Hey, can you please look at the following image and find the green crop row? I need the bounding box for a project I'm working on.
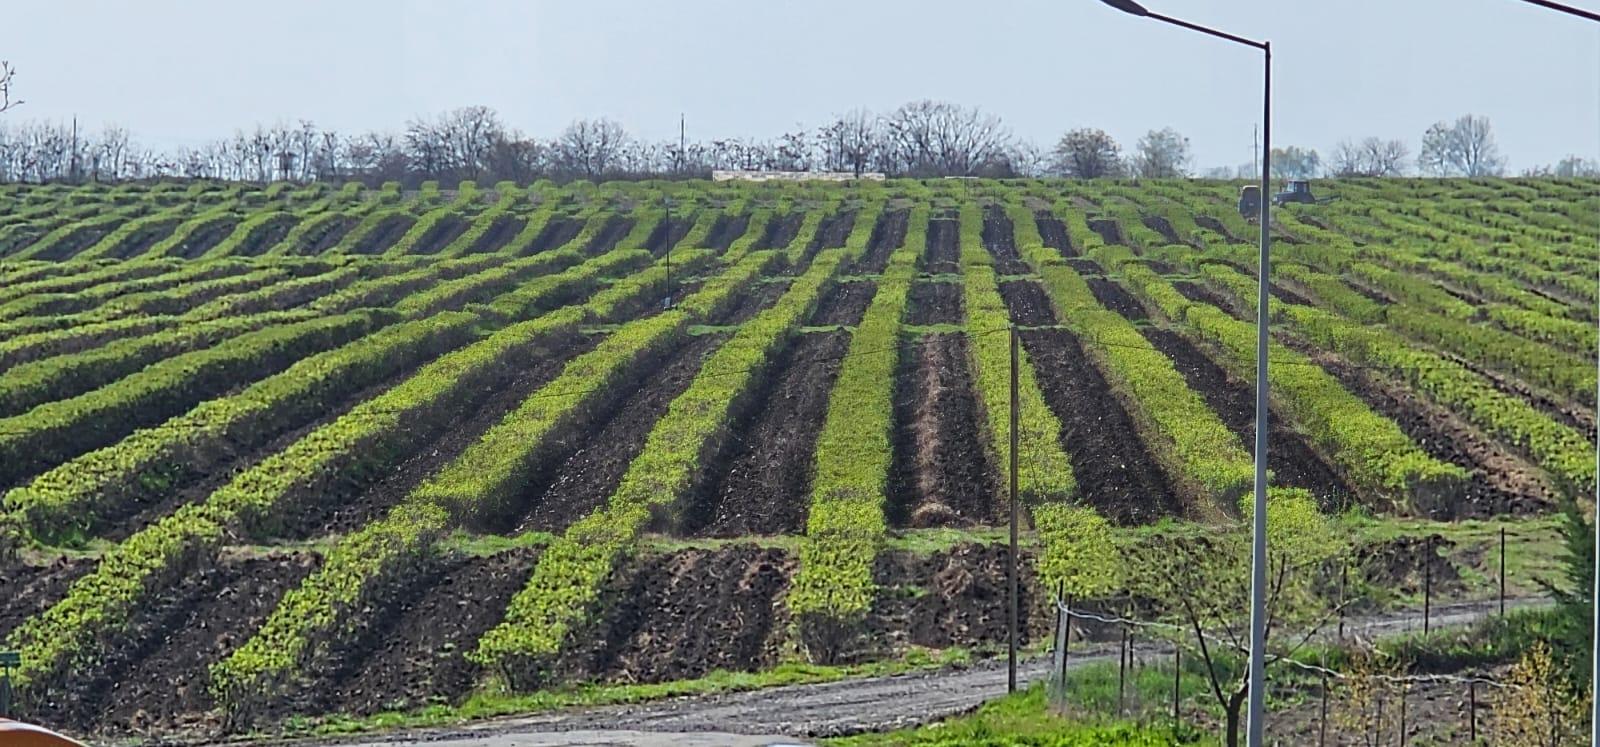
[474,211,853,689]
[141,205,242,260]
[1023,211,1253,512]
[3,312,478,544]
[11,212,128,261]
[0,260,179,307]
[211,248,777,709]
[0,312,381,489]
[199,210,298,259]
[0,260,252,322]
[789,206,921,626]
[436,183,524,255]
[1285,303,1596,494]
[961,204,1075,504]
[74,206,191,260]
[1147,262,1467,502]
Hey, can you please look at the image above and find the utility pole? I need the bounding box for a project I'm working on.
[679,113,687,175]
[1008,324,1021,693]
[70,116,79,183]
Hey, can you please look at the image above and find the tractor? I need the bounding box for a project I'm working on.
[1238,180,1332,221]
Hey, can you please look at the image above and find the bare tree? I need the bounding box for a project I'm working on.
[556,118,630,178]
[1132,127,1191,178]
[1051,128,1125,179]
[817,109,882,176]
[1330,138,1408,177]
[1418,114,1505,177]
[881,100,1012,177]
[0,61,21,115]
[1522,155,1600,178]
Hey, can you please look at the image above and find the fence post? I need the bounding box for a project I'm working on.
[1061,595,1072,692]
[1468,678,1478,741]
[1399,682,1408,746]
[1318,670,1329,747]
[1424,536,1433,636]
[1338,560,1348,642]
[1173,648,1182,733]
[1500,526,1507,617]
[1117,625,1128,716]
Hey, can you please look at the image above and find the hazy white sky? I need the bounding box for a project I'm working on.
[4,0,1598,172]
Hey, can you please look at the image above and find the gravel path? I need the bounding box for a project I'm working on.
[254,598,1543,747]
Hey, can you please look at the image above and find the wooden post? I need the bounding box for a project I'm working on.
[1499,526,1508,617]
[1399,682,1408,746]
[1424,537,1433,635]
[1173,648,1182,732]
[1338,560,1348,641]
[1469,678,1478,741]
[1318,671,1329,747]
[1118,626,1128,716]
[1007,324,1020,694]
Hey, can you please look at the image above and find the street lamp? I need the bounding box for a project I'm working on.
[1504,4,1598,745]
[1095,3,1273,746]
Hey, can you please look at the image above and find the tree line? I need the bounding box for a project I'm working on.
[0,99,1591,185]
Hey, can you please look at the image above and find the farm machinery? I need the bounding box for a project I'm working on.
[1237,180,1335,220]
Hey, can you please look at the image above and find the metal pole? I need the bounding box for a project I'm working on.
[664,198,673,307]
[1174,648,1183,732]
[1119,625,1129,716]
[1400,682,1409,746]
[1339,560,1347,641]
[1008,323,1020,694]
[1246,41,1273,747]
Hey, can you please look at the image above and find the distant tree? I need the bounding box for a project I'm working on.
[556,118,630,178]
[1051,128,1125,179]
[881,100,1012,177]
[0,61,20,115]
[817,109,884,176]
[1270,146,1321,179]
[1331,137,1409,177]
[1132,127,1191,178]
[1200,165,1235,180]
[1522,155,1600,178]
[1418,114,1505,177]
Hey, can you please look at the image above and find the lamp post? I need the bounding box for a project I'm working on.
[1096,3,1272,746]
[1504,5,1598,745]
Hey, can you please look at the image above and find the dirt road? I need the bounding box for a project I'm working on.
[278,598,1540,747]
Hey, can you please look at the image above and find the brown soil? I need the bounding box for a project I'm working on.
[704,214,750,252]
[108,221,182,260]
[865,545,1051,657]
[522,217,583,255]
[887,334,1000,528]
[407,215,471,255]
[0,556,93,640]
[582,217,636,256]
[1266,672,1486,746]
[1034,214,1077,257]
[1301,347,1550,517]
[908,281,963,325]
[514,333,728,534]
[1141,215,1188,246]
[1350,534,1465,599]
[1173,280,1239,314]
[756,213,804,250]
[233,216,295,257]
[1195,214,1247,244]
[293,548,540,718]
[348,215,415,255]
[687,331,850,537]
[850,209,909,274]
[997,281,1056,327]
[810,280,877,327]
[170,219,241,259]
[282,329,599,538]
[645,217,692,256]
[464,216,526,254]
[1345,278,1396,306]
[1141,326,1354,507]
[981,207,1030,275]
[1066,258,1105,276]
[302,215,358,255]
[805,211,857,259]
[32,223,119,261]
[564,546,792,683]
[1086,277,1148,320]
[1269,281,1315,306]
[83,552,319,736]
[1088,218,1125,246]
[923,220,960,274]
[720,279,793,323]
[1012,318,1181,523]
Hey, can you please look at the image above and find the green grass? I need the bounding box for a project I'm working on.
[826,685,1214,746]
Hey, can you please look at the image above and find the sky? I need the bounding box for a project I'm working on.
[3,0,1599,173]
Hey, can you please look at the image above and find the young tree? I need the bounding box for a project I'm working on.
[1129,489,1345,747]
[1132,127,1191,178]
[1051,128,1125,179]
[1418,114,1505,177]
[1270,146,1321,179]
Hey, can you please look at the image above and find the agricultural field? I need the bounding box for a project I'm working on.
[0,176,1594,740]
